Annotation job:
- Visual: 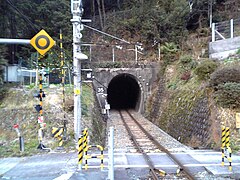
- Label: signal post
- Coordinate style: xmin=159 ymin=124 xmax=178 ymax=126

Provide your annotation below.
xmin=30 ymin=30 xmax=55 ymax=149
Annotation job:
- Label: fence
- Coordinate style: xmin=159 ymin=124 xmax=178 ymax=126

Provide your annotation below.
xmin=212 ymin=18 xmax=240 ymax=42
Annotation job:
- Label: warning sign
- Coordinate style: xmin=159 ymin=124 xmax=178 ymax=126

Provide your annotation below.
xmin=74 ymin=89 xmax=81 ymax=95
xmin=30 ymin=29 xmax=55 ymax=55
xmin=236 ymin=113 xmax=240 ymax=128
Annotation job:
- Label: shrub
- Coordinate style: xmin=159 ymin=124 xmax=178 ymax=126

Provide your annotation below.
xmin=160 ymin=42 xmax=179 ymax=54
xmin=179 ymin=55 xmax=197 ymax=71
xmin=180 ymin=55 xmax=192 ymax=64
xmin=161 ymin=42 xmax=179 ymax=66
xmin=214 ymin=82 xmax=240 ymax=108
xmin=194 ymin=60 xmax=218 ymax=81
xmin=209 ymin=66 xmax=240 ymax=87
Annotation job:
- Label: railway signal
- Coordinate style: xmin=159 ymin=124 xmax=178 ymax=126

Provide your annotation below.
xmin=34 ymin=104 xmax=42 ymax=113
xmin=30 ymin=30 xmax=55 ymax=56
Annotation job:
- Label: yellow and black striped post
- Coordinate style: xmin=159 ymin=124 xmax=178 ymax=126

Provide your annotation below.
xmin=52 ymin=127 xmax=64 ymax=148
xmin=84 ymin=145 xmax=104 ymax=170
xmin=78 ymin=135 xmax=83 ymax=170
xmin=83 ymin=128 xmax=88 ymax=152
xmin=221 ymin=126 xmax=232 ymax=171
xmin=37 ymin=57 xmax=46 ymax=149
xmin=227 ymin=146 xmax=232 ymax=171
xmin=60 ymin=29 xmax=67 ymax=140
xmin=225 ymin=127 xmax=230 ymax=148
xmin=221 ymin=126 xmax=226 ymax=166
xmin=221 ymin=126 xmax=226 ymax=148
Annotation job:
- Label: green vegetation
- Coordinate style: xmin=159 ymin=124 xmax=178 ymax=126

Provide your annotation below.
xmin=210 ymin=66 xmax=240 ymax=86
xmin=0 ymin=83 xmax=94 ymax=158
xmin=194 ymin=60 xmax=218 ymax=81
xmin=214 ymin=83 xmax=240 ymax=108
xmin=209 ymin=65 xmax=240 ymax=109
xmin=81 ymin=84 xmax=94 ymax=116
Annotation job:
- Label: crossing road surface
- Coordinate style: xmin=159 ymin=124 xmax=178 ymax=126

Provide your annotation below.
xmin=0 ymin=150 xmax=240 ymax=179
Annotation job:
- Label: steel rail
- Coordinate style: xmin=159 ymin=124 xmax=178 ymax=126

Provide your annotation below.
xmin=119 ymin=111 xmax=160 ymax=180
xmin=126 ymin=111 xmax=195 ymax=180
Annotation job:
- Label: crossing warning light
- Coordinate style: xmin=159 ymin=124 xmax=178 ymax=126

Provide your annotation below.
xmin=30 ymin=29 xmax=55 ymax=55
xmin=34 ymin=91 xmax=46 ymax=98
xmin=35 ymin=105 xmax=42 ymax=112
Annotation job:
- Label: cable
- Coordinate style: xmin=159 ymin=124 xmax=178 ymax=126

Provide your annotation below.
xmin=5 ymin=0 xmax=74 ymax=67
xmin=83 ymin=24 xmax=131 ymax=44
xmin=92 ymin=77 xmax=108 ymax=89
xmin=5 ymin=0 xmax=39 ymax=33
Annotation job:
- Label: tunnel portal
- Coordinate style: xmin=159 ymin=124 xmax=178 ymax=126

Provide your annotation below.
xmin=107 ymin=74 xmax=141 ymax=110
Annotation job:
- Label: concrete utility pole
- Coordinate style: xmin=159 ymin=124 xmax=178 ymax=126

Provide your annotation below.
xmin=209 ymin=0 xmax=213 ymax=27
xmin=71 ymin=0 xmax=88 ymax=141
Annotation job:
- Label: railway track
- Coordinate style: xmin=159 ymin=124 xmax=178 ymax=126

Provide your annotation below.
xmin=119 ymin=110 xmax=205 ymax=180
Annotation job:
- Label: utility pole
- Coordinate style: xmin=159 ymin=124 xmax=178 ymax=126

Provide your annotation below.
xmin=71 ymin=0 xmax=88 ymax=141
xmin=209 ymin=0 xmax=213 ymax=28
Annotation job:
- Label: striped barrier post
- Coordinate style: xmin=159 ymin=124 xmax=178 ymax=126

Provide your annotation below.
xmin=221 ymin=126 xmax=232 ymax=171
xmin=82 ymin=128 xmax=88 ymax=152
xmin=52 ymin=127 xmax=64 ymax=148
xmin=36 ymin=63 xmax=46 ymax=149
xmin=227 ymin=146 xmax=232 ymax=171
xmin=221 ymin=126 xmax=226 ymax=148
xmin=78 ymin=135 xmax=83 ymax=170
xmin=84 ymin=145 xmax=104 ymax=170
xmin=59 ymin=29 xmax=67 ymax=140
xmin=225 ymin=127 xmax=230 ymax=148
xmin=221 ymin=126 xmax=226 ymax=166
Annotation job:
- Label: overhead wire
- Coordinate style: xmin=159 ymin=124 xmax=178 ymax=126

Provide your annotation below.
xmin=5 ymin=0 xmax=74 ymax=67
xmin=5 ymin=0 xmax=39 ymax=33
xmin=5 ymin=0 xmax=107 ymax=110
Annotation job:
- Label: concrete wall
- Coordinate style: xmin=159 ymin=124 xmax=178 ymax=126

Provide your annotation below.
xmin=209 ymin=36 xmax=240 ymax=59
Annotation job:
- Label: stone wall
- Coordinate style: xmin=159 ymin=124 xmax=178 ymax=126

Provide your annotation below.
xmin=147 ymin=83 xmax=217 ymax=148
xmin=90 ymin=90 xmax=107 ymax=147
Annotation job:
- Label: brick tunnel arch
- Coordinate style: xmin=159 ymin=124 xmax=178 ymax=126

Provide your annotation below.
xmin=107 ymin=73 xmax=141 ymax=110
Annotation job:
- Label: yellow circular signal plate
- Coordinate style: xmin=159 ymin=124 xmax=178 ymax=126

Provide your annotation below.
xmin=30 ymin=29 xmax=55 ymax=55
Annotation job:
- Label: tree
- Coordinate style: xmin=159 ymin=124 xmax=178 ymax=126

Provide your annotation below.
xmin=0 ymin=0 xmax=73 ymax=68
xmin=0 ymin=46 xmax=8 ymax=84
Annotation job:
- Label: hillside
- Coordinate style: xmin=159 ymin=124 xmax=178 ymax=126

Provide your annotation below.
xmin=145 ymin=34 xmax=240 ymax=153
xmin=0 ymin=84 xmax=98 ymax=157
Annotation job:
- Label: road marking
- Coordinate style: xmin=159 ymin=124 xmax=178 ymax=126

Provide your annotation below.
xmin=53 ymin=172 xmax=74 ymax=180
xmin=112 ymin=151 xmax=224 ymax=156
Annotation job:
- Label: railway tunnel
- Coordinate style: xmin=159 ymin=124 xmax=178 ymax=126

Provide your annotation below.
xmin=107 ymin=73 xmax=141 ymax=110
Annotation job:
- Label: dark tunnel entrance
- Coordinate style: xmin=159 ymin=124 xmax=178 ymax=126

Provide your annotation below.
xmin=107 ymin=74 xmax=141 ymax=110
